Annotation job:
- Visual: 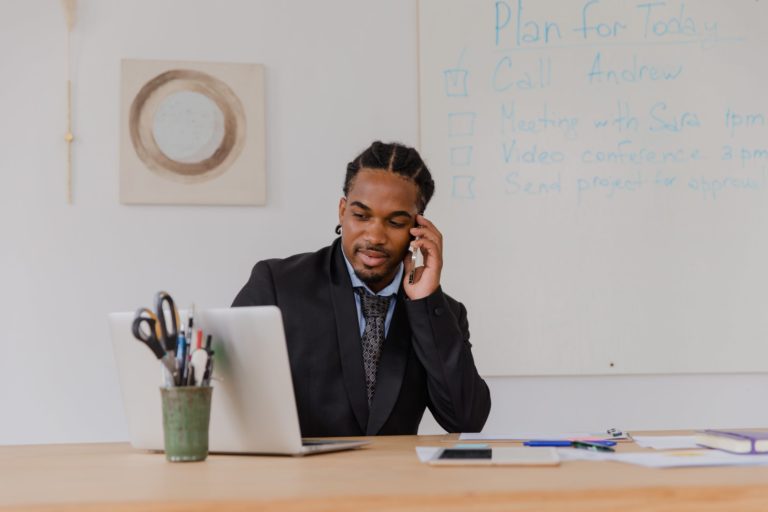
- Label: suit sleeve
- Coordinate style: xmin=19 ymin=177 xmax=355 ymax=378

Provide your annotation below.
xmin=404 ymin=287 xmax=491 ymax=433
xmin=232 ymin=260 xmax=278 ymax=307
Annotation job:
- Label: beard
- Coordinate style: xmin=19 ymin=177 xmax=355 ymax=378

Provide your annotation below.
xmin=354 ymin=266 xmax=394 ymax=287
xmin=353 ymin=243 xmax=408 ymax=288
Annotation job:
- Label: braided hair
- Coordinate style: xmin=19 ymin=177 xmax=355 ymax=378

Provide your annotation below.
xmin=336 ymin=141 xmax=434 ymax=235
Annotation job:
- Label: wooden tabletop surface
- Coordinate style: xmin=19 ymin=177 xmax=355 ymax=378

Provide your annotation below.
xmin=4 ymin=433 xmax=768 ymax=511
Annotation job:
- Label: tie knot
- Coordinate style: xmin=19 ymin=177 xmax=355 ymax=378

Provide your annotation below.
xmin=356 ymin=288 xmax=392 ymax=320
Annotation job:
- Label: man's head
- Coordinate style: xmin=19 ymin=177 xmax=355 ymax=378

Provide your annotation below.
xmin=338 ymin=141 xmax=435 ymax=292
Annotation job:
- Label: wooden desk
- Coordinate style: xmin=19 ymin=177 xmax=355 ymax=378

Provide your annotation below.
xmin=4 ymin=434 xmax=768 ymax=511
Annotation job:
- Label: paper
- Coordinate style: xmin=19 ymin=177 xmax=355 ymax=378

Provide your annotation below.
xmin=555 ymin=448 xmax=617 ymax=462
xmin=459 ymin=431 xmax=628 ymax=441
xmin=559 ymin=446 xmax=768 ymax=467
xmin=633 ymin=436 xmax=701 ymax=450
xmin=613 ymin=450 xmax=768 ymax=468
xmin=415 ymin=447 xmax=441 ymax=463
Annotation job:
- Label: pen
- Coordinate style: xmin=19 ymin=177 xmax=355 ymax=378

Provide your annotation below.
xmin=175 ymin=328 xmax=187 ymax=386
xmin=183 ymin=336 xmax=192 ymax=384
xmin=523 ymin=440 xmax=573 ymax=447
xmin=188 ymin=304 xmax=195 ymax=342
xmin=202 ymin=353 xmax=214 ymax=386
xmin=572 ymin=441 xmax=615 ymax=452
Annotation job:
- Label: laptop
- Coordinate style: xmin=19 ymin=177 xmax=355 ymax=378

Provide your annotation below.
xmin=109 ymin=306 xmax=368 ymax=456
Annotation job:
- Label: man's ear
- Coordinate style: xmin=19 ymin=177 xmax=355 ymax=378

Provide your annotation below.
xmin=338 ymin=197 xmax=347 ymax=225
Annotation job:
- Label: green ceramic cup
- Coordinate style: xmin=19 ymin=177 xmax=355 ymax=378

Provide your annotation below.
xmin=160 ymin=386 xmax=213 ymax=462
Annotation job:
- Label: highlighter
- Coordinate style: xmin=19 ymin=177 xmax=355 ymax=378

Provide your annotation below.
xmin=572 ymin=441 xmax=615 ymax=452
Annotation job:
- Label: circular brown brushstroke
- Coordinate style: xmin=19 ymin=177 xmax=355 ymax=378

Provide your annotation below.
xmin=129 ymin=69 xmax=246 ymax=183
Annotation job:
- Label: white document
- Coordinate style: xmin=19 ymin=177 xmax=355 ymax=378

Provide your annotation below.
xmin=555 ymin=449 xmax=617 ymax=462
xmin=613 ymin=450 xmax=768 ymax=468
xmin=633 ymin=436 xmax=701 ymax=450
xmin=415 ymin=447 xmax=441 ymax=463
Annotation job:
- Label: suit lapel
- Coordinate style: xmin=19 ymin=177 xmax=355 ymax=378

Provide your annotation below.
xmin=328 ymin=239 xmax=369 ymax=433
xmin=366 ymin=294 xmax=410 ymax=435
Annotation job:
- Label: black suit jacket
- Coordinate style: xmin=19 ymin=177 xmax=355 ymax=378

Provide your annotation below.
xmin=232 ymin=238 xmax=491 ymax=436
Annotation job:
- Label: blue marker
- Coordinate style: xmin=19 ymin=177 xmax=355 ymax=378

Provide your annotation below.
xmin=175 ymin=329 xmax=187 ymax=386
xmin=523 ymin=440 xmax=573 ymax=447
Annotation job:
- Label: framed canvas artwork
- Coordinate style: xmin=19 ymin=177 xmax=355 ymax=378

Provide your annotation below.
xmin=120 ymin=59 xmax=266 ymax=205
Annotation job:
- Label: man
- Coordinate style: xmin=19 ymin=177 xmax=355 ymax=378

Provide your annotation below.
xmin=233 ymin=141 xmax=490 ymax=436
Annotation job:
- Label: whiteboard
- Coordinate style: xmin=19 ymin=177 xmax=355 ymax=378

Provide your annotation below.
xmin=419 ymin=0 xmax=768 ymax=376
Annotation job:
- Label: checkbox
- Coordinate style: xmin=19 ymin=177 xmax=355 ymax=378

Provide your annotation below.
xmin=450 ymin=146 xmax=473 ymax=166
xmin=452 ymin=176 xmax=476 ymax=199
xmin=444 ymin=68 xmax=469 ymax=97
xmin=448 ymin=112 xmax=477 ymax=137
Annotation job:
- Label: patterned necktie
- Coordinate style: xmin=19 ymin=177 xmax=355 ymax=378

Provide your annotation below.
xmin=355 ymin=288 xmax=392 ymax=405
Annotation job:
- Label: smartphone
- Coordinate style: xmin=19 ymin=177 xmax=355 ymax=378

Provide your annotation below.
xmin=408 ymin=218 xmax=423 ymax=284
xmin=437 ymin=448 xmax=492 ymax=460
xmin=428 ymin=447 xmax=560 ymax=466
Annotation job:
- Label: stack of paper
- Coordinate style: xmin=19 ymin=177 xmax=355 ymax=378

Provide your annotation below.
xmin=459 ymin=431 xmax=629 ymax=442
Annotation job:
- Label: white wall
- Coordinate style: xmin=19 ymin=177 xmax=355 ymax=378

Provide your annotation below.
xmin=1 ymin=0 xmax=766 ymax=445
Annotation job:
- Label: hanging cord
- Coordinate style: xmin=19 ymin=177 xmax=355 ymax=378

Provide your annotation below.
xmin=62 ymin=0 xmax=77 ymax=204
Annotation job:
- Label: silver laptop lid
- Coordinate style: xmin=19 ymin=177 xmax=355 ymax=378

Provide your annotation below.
xmin=109 ymin=306 xmax=304 ymax=454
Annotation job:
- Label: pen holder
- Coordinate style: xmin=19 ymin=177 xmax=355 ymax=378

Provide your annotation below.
xmin=160 ymin=386 xmax=213 ymax=462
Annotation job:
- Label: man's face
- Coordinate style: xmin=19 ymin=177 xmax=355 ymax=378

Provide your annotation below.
xmin=338 ymin=168 xmax=420 ymax=292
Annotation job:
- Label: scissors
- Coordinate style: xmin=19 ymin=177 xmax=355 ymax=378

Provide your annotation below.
xmin=154 ymin=291 xmax=180 ymax=353
xmin=131 ymin=307 xmax=178 ymax=386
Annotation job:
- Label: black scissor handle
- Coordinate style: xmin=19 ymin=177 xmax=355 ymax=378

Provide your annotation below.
xmin=154 ymin=291 xmax=179 ymax=353
xmin=131 ymin=313 xmax=165 ymax=360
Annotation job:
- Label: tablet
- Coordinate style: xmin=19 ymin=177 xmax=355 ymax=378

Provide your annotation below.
xmin=428 ymin=447 xmax=560 ymax=466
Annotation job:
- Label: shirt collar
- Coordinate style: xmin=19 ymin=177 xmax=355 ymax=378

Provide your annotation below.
xmin=342 ymin=247 xmax=403 ymax=297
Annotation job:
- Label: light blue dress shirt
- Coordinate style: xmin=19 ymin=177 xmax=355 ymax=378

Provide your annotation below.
xmin=342 ymin=250 xmax=402 ymax=337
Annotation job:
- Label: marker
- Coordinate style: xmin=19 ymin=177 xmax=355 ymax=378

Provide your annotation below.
xmin=523 ymin=440 xmax=573 ymax=447
xmin=175 ymin=329 xmax=187 ymax=386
